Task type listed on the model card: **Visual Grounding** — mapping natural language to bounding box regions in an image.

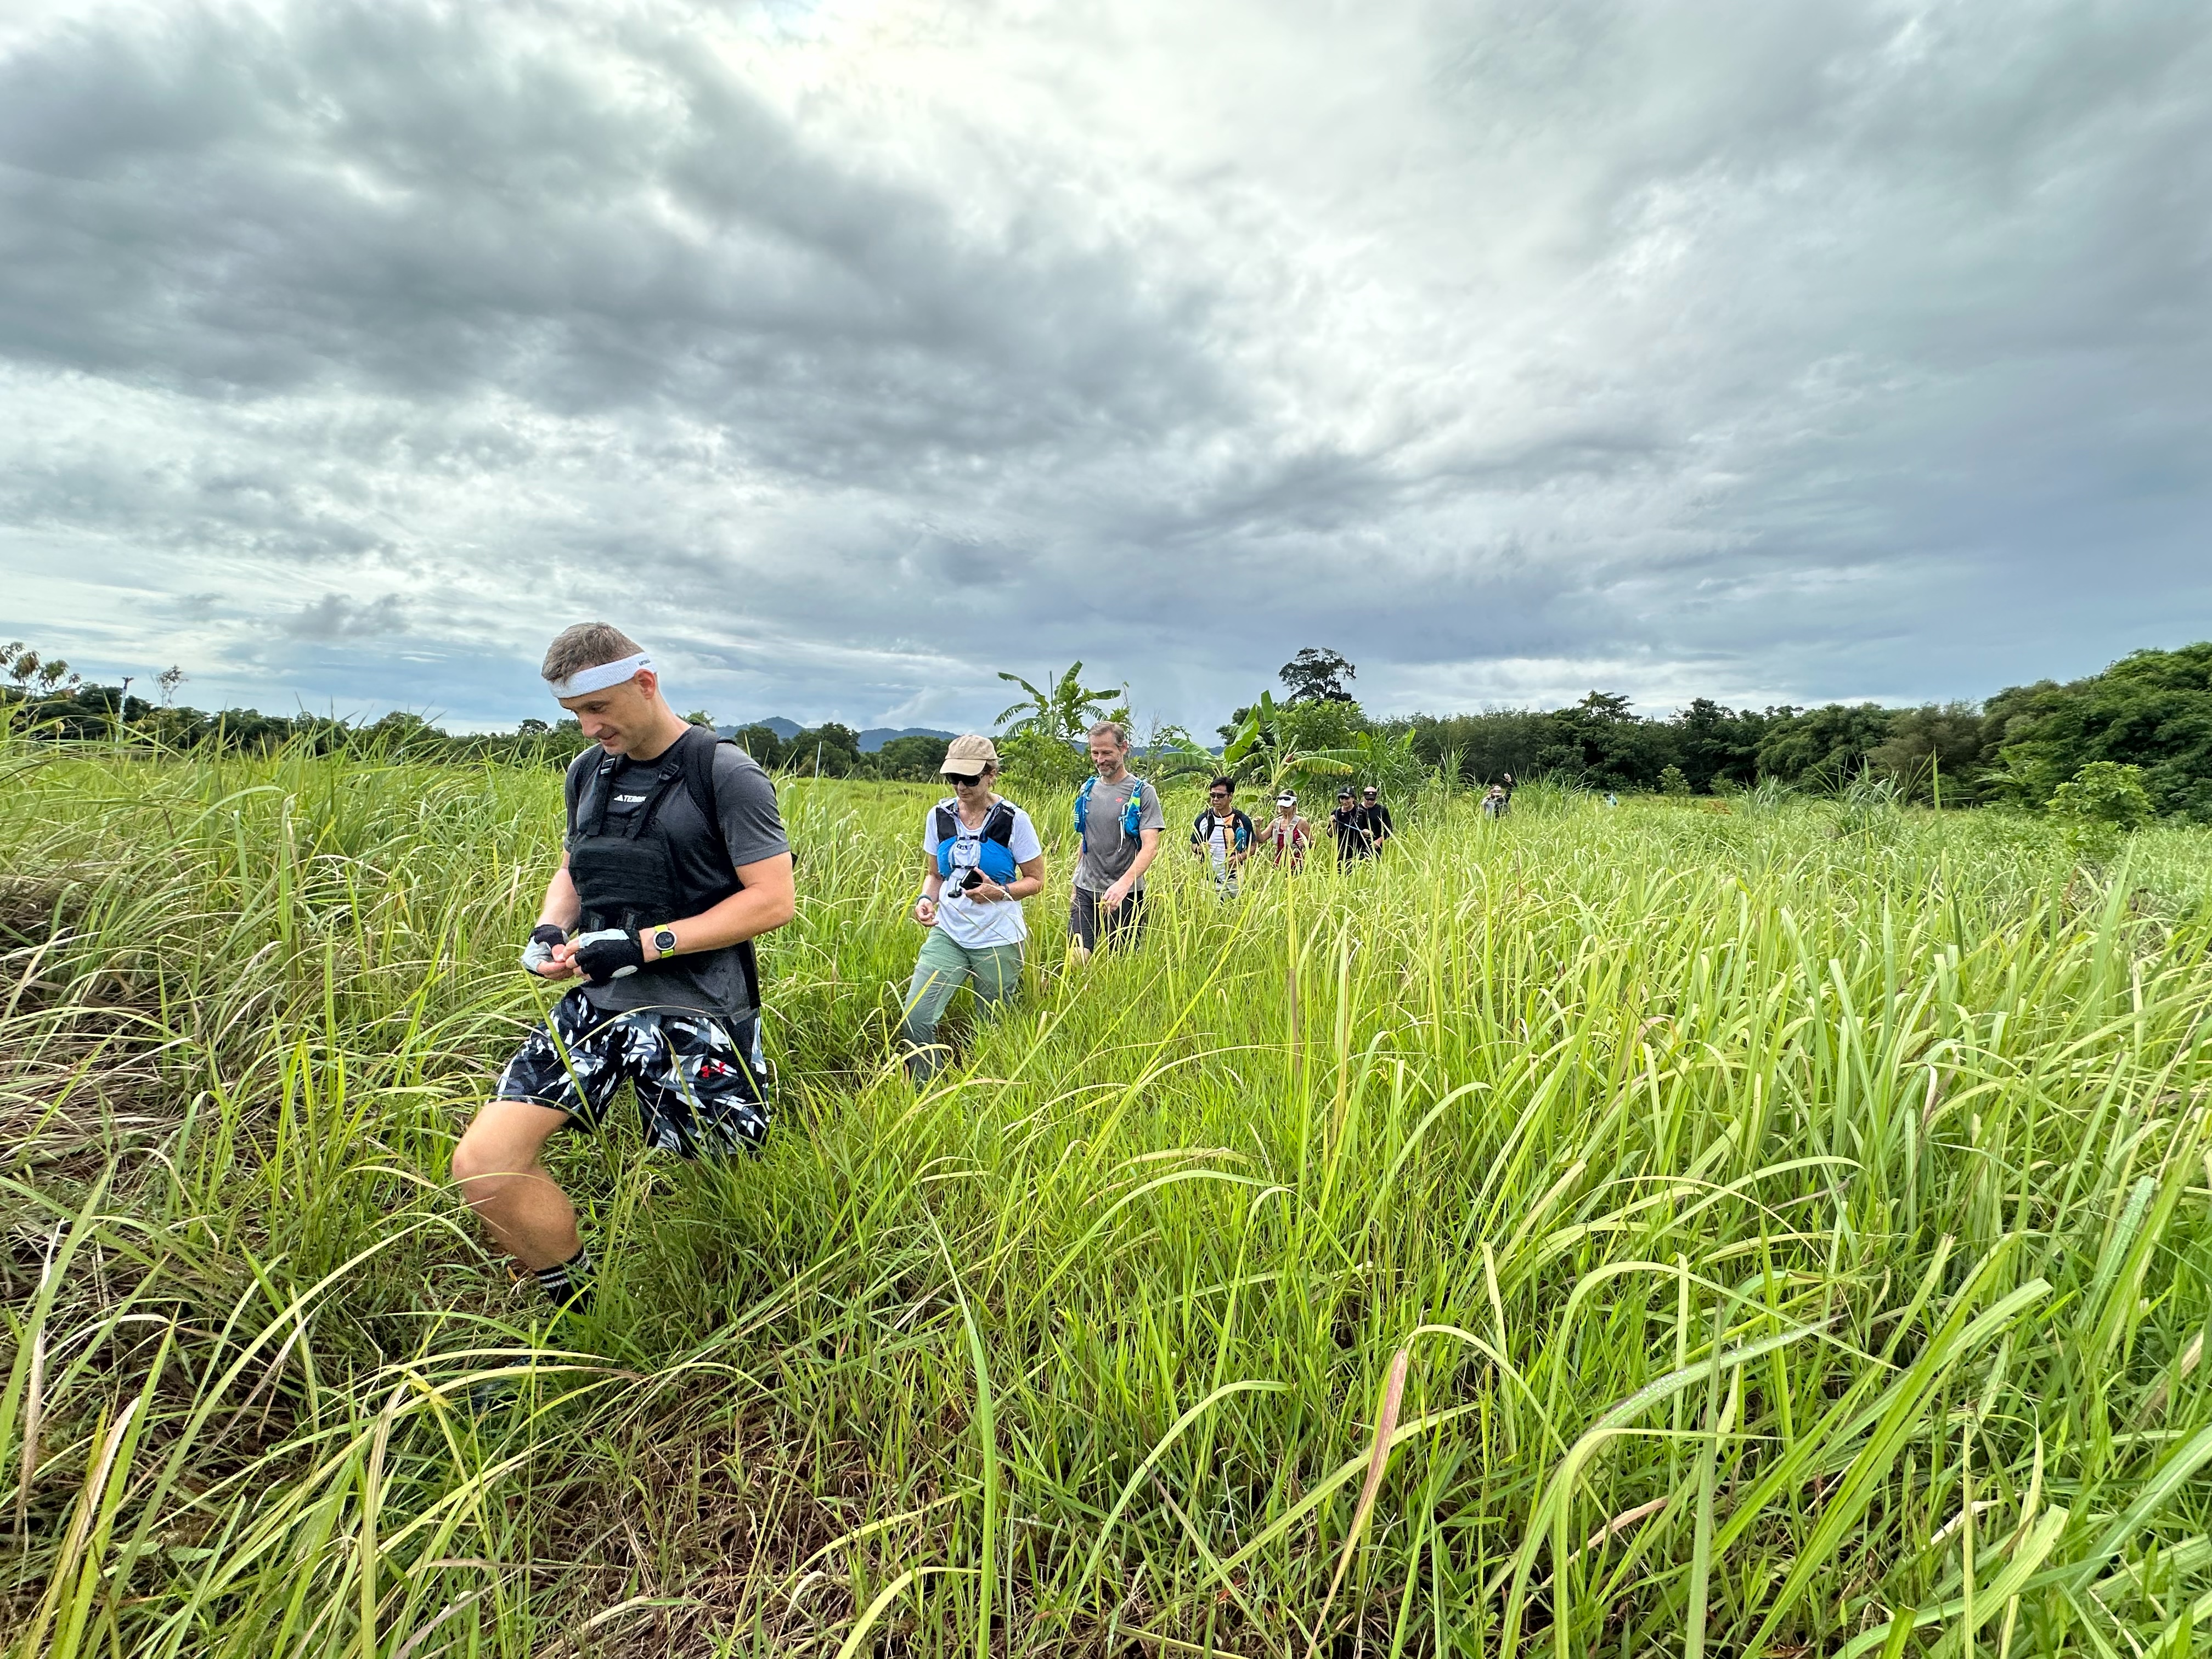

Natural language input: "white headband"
[548,651,652,698]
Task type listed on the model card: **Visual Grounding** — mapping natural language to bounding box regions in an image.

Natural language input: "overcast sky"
[2,0,2207,733]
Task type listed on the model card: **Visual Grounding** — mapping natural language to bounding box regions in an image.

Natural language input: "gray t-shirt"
[1073,774,1166,894]
[562,741,789,1022]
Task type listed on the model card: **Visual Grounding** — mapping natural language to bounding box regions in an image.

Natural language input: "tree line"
[1382,640,2211,820]
[4,637,2208,821]
[1209,641,2212,822]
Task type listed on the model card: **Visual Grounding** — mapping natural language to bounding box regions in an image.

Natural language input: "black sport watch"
[651,927,679,956]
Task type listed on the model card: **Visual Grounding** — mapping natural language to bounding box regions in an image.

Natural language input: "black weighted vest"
[566,725,760,1009]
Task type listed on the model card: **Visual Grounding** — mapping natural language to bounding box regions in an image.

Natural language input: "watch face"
[654,929,678,953]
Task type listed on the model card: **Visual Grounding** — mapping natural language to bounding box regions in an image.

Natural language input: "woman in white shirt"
[903,735,1047,1080]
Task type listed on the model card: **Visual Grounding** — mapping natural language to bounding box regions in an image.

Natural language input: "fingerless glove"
[570,926,646,985]
[519,923,567,974]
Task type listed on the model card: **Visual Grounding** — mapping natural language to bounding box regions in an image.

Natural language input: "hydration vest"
[566,725,761,1010]
[1192,808,1252,853]
[933,798,1021,885]
[1075,774,1146,850]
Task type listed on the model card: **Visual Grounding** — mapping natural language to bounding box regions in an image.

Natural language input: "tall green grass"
[3,743,2209,1656]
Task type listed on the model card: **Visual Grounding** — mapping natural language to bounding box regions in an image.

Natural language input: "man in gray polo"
[1068,720,1164,957]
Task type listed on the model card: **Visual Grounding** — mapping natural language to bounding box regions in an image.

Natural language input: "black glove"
[519,924,567,975]
[570,927,646,985]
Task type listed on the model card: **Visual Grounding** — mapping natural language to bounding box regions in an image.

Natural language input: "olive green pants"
[900,930,1025,1079]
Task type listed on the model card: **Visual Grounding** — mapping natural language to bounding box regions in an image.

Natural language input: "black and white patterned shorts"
[495,989,772,1156]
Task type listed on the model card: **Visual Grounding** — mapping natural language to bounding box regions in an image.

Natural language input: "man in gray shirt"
[1069,720,1165,957]
[450,622,797,1321]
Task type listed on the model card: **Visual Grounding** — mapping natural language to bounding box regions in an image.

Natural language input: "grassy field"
[3,740,2210,1657]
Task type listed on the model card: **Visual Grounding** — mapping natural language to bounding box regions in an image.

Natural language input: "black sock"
[533,1245,593,1314]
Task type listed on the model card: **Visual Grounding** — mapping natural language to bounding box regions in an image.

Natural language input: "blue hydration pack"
[1075,774,1146,850]
[935,799,1020,885]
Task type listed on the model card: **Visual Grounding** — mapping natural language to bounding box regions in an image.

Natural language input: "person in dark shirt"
[1357,785,1396,853]
[1330,788,1366,864]
[450,622,797,1321]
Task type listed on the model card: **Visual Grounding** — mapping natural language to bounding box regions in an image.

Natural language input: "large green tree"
[1536,691,1660,791]
[1277,646,1356,703]
[1865,703,1987,802]
[1753,703,1897,787]
[1672,698,1777,792]
[1401,709,1553,786]
[732,724,786,768]
[876,733,951,781]
[1982,644,2212,819]
[787,723,864,777]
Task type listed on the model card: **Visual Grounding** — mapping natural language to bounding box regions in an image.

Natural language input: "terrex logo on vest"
[613,793,651,806]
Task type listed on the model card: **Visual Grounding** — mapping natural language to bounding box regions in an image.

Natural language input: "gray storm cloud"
[1,0,2207,729]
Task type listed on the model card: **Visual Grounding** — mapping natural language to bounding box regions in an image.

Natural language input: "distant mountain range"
[855,726,957,752]
[717,718,957,754]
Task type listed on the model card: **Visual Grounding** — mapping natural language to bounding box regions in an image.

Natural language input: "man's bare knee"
[452,1158,527,1214]
[452,1127,514,1186]
[452,1101,567,1205]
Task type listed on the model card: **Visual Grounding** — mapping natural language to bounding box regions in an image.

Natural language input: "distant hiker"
[1069,721,1164,957]
[903,736,1046,1080]
[1330,788,1366,864]
[1481,784,1508,820]
[451,623,797,1320]
[1358,785,1396,853]
[1189,774,1255,898]
[1499,772,1516,812]
[1263,790,1315,871]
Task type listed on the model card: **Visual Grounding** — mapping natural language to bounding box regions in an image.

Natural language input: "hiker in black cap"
[1330,787,1366,865]
[1357,784,1395,854]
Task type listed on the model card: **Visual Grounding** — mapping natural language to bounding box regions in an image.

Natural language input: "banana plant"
[994,663,1127,743]
[1138,721,1218,783]
[1341,725,1424,798]
[1223,691,1358,797]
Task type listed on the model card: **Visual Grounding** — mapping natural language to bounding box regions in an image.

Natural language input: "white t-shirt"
[1207,821,1229,874]
[923,798,1043,950]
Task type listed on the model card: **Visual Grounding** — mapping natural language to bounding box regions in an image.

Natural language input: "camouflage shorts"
[495,989,772,1156]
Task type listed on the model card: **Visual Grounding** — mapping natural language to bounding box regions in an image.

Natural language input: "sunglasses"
[1208,789,1232,799]
[945,771,984,787]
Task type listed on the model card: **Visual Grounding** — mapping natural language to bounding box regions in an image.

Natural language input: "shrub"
[2047,760,2156,861]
